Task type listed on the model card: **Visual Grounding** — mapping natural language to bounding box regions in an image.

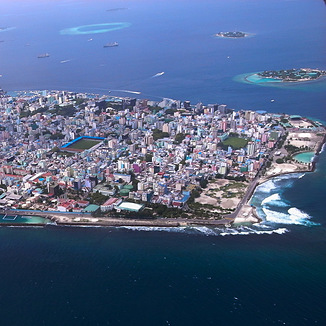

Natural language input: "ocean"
[0,0,326,325]
[1,0,326,118]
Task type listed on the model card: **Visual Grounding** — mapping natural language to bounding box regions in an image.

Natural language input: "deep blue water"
[1,225,325,326]
[0,0,326,325]
[0,0,325,118]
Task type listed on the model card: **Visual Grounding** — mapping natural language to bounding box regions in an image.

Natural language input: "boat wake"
[151,72,165,78]
[111,89,141,95]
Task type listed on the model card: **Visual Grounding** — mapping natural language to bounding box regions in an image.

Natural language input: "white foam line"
[274,173,305,181]
[192,226,218,236]
[256,179,276,193]
[119,225,290,237]
[220,228,288,236]
[119,226,187,233]
[261,193,282,206]
[3,225,44,228]
[262,206,318,226]
[56,225,103,228]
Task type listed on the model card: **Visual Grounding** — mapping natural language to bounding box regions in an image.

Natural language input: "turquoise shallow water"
[293,152,315,163]
[0,214,50,224]
[60,22,131,35]
[245,73,282,84]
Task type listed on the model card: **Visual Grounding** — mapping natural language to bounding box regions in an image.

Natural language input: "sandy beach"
[265,162,308,177]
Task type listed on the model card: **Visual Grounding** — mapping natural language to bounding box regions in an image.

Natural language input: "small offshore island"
[0,89,325,229]
[246,68,326,84]
[215,31,249,38]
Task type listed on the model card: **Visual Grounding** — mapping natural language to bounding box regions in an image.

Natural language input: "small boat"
[104,42,118,48]
[152,72,165,78]
[270,99,275,102]
[37,53,50,58]
[106,8,127,12]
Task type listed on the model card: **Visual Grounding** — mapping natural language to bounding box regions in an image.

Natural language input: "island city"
[0,89,325,228]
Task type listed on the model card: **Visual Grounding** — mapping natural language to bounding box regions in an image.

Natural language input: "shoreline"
[234,131,326,224]
[0,212,234,228]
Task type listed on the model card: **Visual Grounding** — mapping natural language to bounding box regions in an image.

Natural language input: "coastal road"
[226,178,259,219]
[0,209,234,227]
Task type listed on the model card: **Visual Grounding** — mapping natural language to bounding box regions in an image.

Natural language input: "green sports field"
[67,139,102,150]
[222,137,248,149]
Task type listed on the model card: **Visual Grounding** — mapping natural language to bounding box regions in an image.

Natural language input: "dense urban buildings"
[0,89,324,221]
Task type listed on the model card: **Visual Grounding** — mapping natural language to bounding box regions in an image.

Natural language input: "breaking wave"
[120,225,289,237]
[119,226,188,233]
[220,227,288,236]
[250,172,319,228]
[262,207,318,226]
[257,179,277,193]
[261,193,289,207]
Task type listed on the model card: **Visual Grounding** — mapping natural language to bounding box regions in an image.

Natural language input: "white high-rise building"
[247,142,256,157]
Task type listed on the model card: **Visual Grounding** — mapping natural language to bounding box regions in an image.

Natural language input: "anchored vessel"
[104,42,119,48]
[215,31,248,38]
[37,53,50,58]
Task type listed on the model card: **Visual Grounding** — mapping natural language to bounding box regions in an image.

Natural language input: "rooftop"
[83,204,100,212]
[116,202,144,212]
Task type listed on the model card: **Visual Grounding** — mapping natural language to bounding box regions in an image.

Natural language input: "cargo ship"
[37,53,50,58]
[104,42,118,48]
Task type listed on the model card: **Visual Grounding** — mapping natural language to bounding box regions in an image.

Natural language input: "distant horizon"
[1,0,325,120]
